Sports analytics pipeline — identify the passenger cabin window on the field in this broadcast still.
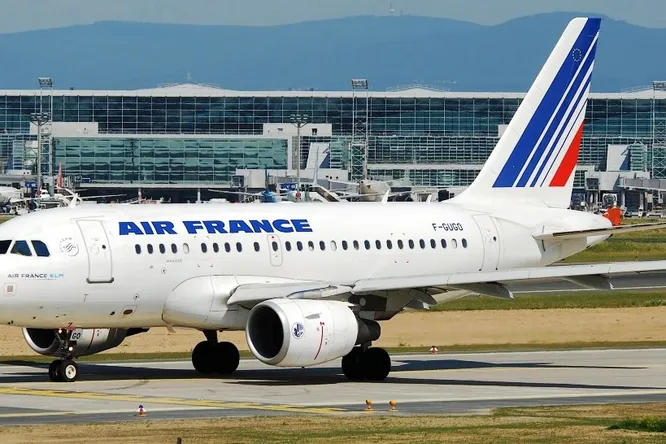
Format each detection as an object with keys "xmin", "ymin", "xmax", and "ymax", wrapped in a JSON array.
[
  {"xmin": 225, "ymin": 243, "xmax": 231, "ymax": 253},
  {"xmin": 342, "ymin": 240, "xmax": 348, "ymax": 250},
  {"xmin": 31, "ymin": 241, "xmax": 50, "ymax": 257},
  {"xmin": 201, "ymin": 243, "xmax": 208, "ymax": 253},
  {"xmin": 273, "ymin": 241, "xmax": 279, "ymax": 252},
  {"xmin": 387, "ymin": 240, "xmax": 393, "ymax": 249},
  {"xmin": 419, "ymin": 239, "xmax": 426, "ymax": 249},
  {"xmin": 364, "ymin": 240, "xmax": 371, "ymax": 250},
  {"xmin": 441, "ymin": 239, "xmax": 447, "ymax": 249},
  {"xmin": 147, "ymin": 244, "xmax": 154, "ymax": 254},
  {"xmin": 285, "ymin": 241, "xmax": 292, "ymax": 251},
  {"xmin": 330, "ymin": 241, "xmax": 337, "ymax": 251},
  {"xmin": 462, "ymin": 239, "xmax": 468, "ymax": 248},
  {"xmin": 308, "ymin": 241, "xmax": 315, "ymax": 251},
  {"xmin": 213, "ymin": 243, "xmax": 219, "ymax": 253},
  {"xmin": 171, "ymin": 243, "xmax": 178, "ymax": 253},
  {"xmin": 408, "ymin": 240, "xmax": 415, "ymax": 249},
  {"xmin": 430, "ymin": 239, "xmax": 436, "ymax": 249},
  {"xmin": 0, "ymin": 240, "xmax": 11, "ymax": 254},
  {"xmin": 135, "ymin": 244, "xmax": 141, "ymax": 254},
  {"xmin": 159, "ymin": 244, "xmax": 166, "ymax": 254},
  {"xmin": 11, "ymin": 240, "xmax": 31, "ymax": 256},
  {"xmin": 254, "ymin": 242, "xmax": 260, "ymax": 252},
  {"xmin": 236, "ymin": 242, "xmax": 243, "ymax": 252},
  {"xmin": 397, "ymin": 240, "xmax": 404, "ymax": 249},
  {"xmin": 353, "ymin": 240, "xmax": 360, "ymax": 250},
  {"xmin": 183, "ymin": 243, "xmax": 190, "ymax": 254},
  {"xmin": 319, "ymin": 241, "xmax": 325, "ymax": 251}
]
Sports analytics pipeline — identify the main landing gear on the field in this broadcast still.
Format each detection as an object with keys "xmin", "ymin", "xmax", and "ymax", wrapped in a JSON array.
[
  {"xmin": 341, "ymin": 345, "xmax": 391, "ymax": 381},
  {"xmin": 191, "ymin": 330, "xmax": 240, "ymax": 375},
  {"xmin": 48, "ymin": 329, "xmax": 79, "ymax": 382}
]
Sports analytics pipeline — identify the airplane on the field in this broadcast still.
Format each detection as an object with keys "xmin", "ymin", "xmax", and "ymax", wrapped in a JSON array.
[{"xmin": 3, "ymin": 17, "xmax": 665, "ymax": 384}]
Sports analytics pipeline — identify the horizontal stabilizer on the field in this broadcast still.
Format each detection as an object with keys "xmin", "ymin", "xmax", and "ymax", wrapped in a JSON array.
[{"xmin": 533, "ymin": 222, "xmax": 666, "ymax": 241}]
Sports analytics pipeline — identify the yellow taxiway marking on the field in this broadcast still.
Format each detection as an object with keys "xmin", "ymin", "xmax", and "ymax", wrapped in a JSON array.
[{"xmin": 0, "ymin": 387, "xmax": 344, "ymax": 415}]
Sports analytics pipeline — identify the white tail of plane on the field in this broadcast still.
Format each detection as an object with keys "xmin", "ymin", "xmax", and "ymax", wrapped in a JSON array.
[{"xmin": 455, "ymin": 17, "xmax": 601, "ymax": 209}]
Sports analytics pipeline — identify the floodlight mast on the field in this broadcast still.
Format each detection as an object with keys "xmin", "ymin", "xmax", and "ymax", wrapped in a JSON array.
[
  {"xmin": 289, "ymin": 113, "xmax": 308, "ymax": 191},
  {"xmin": 36, "ymin": 77, "xmax": 54, "ymax": 194},
  {"xmin": 351, "ymin": 79, "xmax": 369, "ymax": 180}
]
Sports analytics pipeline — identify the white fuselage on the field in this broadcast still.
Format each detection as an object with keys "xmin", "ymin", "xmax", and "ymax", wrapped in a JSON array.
[{"xmin": 0, "ymin": 201, "xmax": 610, "ymax": 329}]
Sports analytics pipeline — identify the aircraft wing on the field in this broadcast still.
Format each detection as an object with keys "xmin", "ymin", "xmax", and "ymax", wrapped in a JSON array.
[
  {"xmin": 533, "ymin": 222, "xmax": 666, "ymax": 240},
  {"xmin": 225, "ymin": 260, "xmax": 666, "ymax": 310},
  {"xmin": 351, "ymin": 260, "xmax": 666, "ymax": 299}
]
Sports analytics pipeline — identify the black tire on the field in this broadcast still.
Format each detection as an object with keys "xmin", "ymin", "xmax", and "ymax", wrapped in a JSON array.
[
  {"xmin": 362, "ymin": 347, "xmax": 391, "ymax": 381},
  {"xmin": 48, "ymin": 360, "xmax": 62, "ymax": 382},
  {"xmin": 214, "ymin": 342, "xmax": 240, "ymax": 374},
  {"xmin": 59, "ymin": 359, "xmax": 78, "ymax": 382},
  {"xmin": 342, "ymin": 348, "xmax": 365, "ymax": 381},
  {"xmin": 192, "ymin": 341, "xmax": 215, "ymax": 374}
]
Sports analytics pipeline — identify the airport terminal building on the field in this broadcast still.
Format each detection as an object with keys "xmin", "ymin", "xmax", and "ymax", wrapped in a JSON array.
[{"xmin": 0, "ymin": 81, "xmax": 664, "ymax": 206}]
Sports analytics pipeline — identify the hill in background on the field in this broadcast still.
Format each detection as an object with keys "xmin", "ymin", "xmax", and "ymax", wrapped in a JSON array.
[{"xmin": 0, "ymin": 12, "xmax": 663, "ymax": 92}]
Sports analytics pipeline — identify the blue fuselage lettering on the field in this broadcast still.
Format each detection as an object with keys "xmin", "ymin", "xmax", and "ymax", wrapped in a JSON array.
[
  {"xmin": 119, "ymin": 218, "xmax": 313, "ymax": 235},
  {"xmin": 152, "ymin": 221, "xmax": 177, "ymax": 235},
  {"xmin": 203, "ymin": 220, "xmax": 227, "ymax": 234}
]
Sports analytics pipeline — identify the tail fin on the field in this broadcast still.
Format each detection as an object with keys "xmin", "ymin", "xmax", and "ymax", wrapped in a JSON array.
[{"xmin": 455, "ymin": 17, "xmax": 601, "ymax": 208}]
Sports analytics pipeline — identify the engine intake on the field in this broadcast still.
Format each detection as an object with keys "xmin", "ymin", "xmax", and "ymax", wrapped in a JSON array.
[
  {"xmin": 22, "ymin": 328, "xmax": 147, "ymax": 357},
  {"xmin": 246, "ymin": 299, "xmax": 379, "ymax": 367}
]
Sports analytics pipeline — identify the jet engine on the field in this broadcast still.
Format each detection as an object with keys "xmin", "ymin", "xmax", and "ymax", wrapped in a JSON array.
[
  {"xmin": 246, "ymin": 299, "xmax": 380, "ymax": 367},
  {"xmin": 22, "ymin": 327, "xmax": 148, "ymax": 357}
]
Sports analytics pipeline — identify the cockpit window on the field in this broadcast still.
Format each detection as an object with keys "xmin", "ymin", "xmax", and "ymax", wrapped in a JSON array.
[
  {"xmin": 31, "ymin": 241, "xmax": 50, "ymax": 257},
  {"xmin": 11, "ymin": 240, "xmax": 32, "ymax": 256},
  {"xmin": 0, "ymin": 240, "xmax": 10, "ymax": 254}
]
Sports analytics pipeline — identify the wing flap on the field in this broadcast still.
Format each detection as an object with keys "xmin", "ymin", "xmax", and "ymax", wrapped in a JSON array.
[{"xmin": 533, "ymin": 222, "xmax": 666, "ymax": 240}]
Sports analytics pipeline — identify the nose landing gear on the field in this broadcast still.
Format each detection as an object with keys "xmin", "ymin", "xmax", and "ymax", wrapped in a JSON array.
[{"xmin": 48, "ymin": 329, "xmax": 79, "ymax": 382}]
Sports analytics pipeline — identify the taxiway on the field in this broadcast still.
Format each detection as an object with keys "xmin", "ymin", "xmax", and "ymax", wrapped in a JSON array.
[{"xmin": 0, "ymin": 348, "xmax": 665, "ymax": 425}]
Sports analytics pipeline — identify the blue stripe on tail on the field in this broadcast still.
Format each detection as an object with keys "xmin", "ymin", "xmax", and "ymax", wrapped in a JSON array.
[{"xmin": 493, "ymin": 18, "xmax": 601, "ymax": 188}]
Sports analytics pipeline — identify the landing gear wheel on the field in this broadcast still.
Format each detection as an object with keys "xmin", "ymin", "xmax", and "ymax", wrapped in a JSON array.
[
  {"xmin": 341, "ymin": 348, "xmax": 364, "ymax": 380},
  {"xmin": 48, "ymin": 360, "xmax": 62, "ymax": 382},
  {"xmin": 214, "ymin": 342, "xmax": 240, "ymax": 374},
  {"xmin": 58, "ymin": 359, "xmax": 78, "ymax": 382},
  {"xmin": 192, "ymin": 341, "xmax": 215, "ymax": 374},
  {"xmin": 362, "ymin": 347, "xmax": 391, "ymax": 381}
]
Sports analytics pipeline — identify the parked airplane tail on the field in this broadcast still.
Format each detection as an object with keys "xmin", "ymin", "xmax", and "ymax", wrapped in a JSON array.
[{"xmin": 455, "ymin": 17, "xmax": 601, "ymax": 209}]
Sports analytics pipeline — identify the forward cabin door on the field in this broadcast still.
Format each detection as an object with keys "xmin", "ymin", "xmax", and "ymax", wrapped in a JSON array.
[
  {"xmin": 472, "ymin": 215, "xmax": 500, "ymax": 272},
  {"xmin": 77, "ymin": 220, "xmax": 114, "ymax": 283}
]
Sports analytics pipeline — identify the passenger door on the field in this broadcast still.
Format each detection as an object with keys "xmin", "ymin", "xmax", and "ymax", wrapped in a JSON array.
[
  {"xmin": 472, "ymin": 215, "xmax": 500, "ymax": 272},
  {"xmin": 77, "ymin": 220, "xmax": 114, "ymax": 283}
]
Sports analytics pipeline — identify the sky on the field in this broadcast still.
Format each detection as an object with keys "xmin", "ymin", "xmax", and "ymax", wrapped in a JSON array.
[{"xmin": 0, "ymin": 0, "xmax": 665, "ymax": 33}]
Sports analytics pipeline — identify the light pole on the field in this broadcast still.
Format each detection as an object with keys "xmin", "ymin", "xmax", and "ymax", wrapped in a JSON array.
[
  {"xmin": 38, "ymin": 77, "xmax": 54, "ymax": 194},
  {"xmin": 351, "ymin": 79, "xmax": 369, "ymax": 180},
  {"xmin": 29, "ymin": 112, "xmax": 50, "ymax": 193},
  {"xmin": 289, "ymin": 114, "xmax": 308, "ymax": 190}
]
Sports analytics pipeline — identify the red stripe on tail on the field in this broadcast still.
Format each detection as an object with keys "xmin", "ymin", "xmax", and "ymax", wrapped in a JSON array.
[{"xmin": 550, "ymin": 124, "xmax": 584, "ymax": 187}]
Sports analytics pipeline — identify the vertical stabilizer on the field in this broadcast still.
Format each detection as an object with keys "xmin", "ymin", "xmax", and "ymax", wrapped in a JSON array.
[{"xmin": 455, "ymin": 17, "xmax": 601, "ymax": 208}]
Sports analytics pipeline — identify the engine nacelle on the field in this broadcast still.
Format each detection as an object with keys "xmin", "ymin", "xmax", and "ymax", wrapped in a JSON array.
[
  {"xmin": 246, "ymin": 299, "xmax": 380, "ymax": 367},
  {"xmin": 22, "ymin": 328, "xmax": 147, "ymax": 357}
]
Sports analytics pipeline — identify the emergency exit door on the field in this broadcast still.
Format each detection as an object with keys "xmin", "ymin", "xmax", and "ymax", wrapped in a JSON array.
[{"xmin": 77, "ymin": 220, "xmax": 114, "ymax": 283}]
